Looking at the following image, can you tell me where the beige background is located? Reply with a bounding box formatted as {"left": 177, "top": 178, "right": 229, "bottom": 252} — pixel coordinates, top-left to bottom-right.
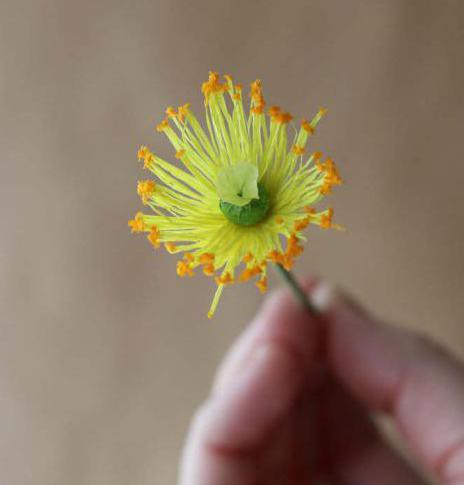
{"left": 1, "top": 0, "right": 463, "bottom": 483}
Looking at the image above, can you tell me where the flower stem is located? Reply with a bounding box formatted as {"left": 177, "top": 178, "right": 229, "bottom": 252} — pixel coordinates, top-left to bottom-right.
{"left": 273, "top": 264, "right": 318, "bottom": 315}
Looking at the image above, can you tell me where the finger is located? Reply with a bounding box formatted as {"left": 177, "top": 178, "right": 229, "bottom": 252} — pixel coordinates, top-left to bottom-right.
{"left": 316, "top": 378, "right": 423, "bottom": 485}
{"left": 180, "top": 287, "right": 319, "bottom": 485}
{"left": 314, "top": 282, "right": 464, "bottom": 483}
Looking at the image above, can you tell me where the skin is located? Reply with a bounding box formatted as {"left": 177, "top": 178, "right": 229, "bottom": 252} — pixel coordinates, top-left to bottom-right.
{"left": 179, "top": 279, "right": 464, "bottom": 484}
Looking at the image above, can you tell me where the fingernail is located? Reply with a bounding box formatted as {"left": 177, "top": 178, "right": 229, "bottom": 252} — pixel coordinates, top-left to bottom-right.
{"left": 311, "top": 281, "right": 337, "bottom": 312}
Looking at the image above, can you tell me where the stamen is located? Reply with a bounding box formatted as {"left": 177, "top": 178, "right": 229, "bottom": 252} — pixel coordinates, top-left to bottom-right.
{"left": 301, "top": 119, "right": 315, "bottom": 134}
{"left": 255, "top": 277, "right": 268, "bottom": 294}
{"left": 164, "top": 242, "right": 177, "bottom": 253}
{"left": 177, "top": 103, "right": 190, "bottom": 123}
{"left": 320, "top": 208, "right": 334, "bottom": 229}
{"left": 291, "top": 145, "right": 305, "bottom": 155}
{"left": 147, "top": 225, "right": 161, "bottom": 248}
{"left": 215, "top": 272, "right": 234, "bottom": 285}
{"left": 294, "top": 217, "right": 310, "bottom": 231}
{"left": 165, "top": 106, "right": 177, "bottom": 118}
{"left": 177, "top": 260, "right": 194, "bottom": 277}
{"left": 239, "top": 265, "right": 262, "bottom": 282}
{"left": 128, "top": 212, "right": 145, "bottom": 233}
{"left": 155, "top": 118, "right": 170, "bottom": 132}
{"left": 137, "top": 180, "right": 156, "bottom": 204}
{"left": 242, "top": 252, "right": 254, "bottom": 263}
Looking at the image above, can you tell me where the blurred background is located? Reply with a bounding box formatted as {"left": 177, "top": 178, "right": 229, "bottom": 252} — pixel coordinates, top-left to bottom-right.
{"left": 0, "top": 0, "right": 463, "bottom": 483}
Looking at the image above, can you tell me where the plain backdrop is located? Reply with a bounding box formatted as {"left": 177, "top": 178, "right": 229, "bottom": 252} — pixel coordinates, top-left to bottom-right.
{"left": 0, "top": 0, "right": 463, "bottom": 483}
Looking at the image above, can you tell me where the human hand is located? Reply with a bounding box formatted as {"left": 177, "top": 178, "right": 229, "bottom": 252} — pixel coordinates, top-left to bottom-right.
{"left": 180, "top": 280, "right": 464, "bottom": 484}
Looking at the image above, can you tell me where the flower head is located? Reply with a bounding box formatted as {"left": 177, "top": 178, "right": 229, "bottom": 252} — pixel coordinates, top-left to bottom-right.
{"left": 129, "top": 72, "right": 343, "bottom": 317}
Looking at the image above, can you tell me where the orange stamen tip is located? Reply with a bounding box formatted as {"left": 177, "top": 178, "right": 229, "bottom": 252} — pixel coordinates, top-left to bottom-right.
{"left": 184, "top": 253, "right": 195, "bottom": 263}
{"left": 202, "top": 71, "right": 226, "bottom": 100}
{"left": 272, "top": 111, "right": 293, "bottom": 124}
{"left": 177, "top": 103, "right": 190, "bottom": 122}
{"left": 165, "top": 106, "right": 177, "bottom": 118}
{"left": 147, "top": 225, "right": 160, "bottom": 248}
{"left": 203, "top": 264, "right": 215, "bottom": 276}
{"left": 175, "top": 149, "right": 186, "bottom": 159}
{"left": 156, "top": 118, "right": 170, "bottom": 132}
{"left": 320, "top": 208, "right": 334, "bottom": 229}
{"left": 250, "top": 79, "right": 265, "bottom": 113}
{"left": 199, "top": 252, "right": 215, "bottom": 265}
{"left": 176, "top": 260, "right": 194, "bottom": 277}
{"left": 239, "top": 265, "right": 262, "bottom": 282}
{"left": 291, "top": 144, "right": 305, "bottom": 156}
{"left": 215, "top": 272, "right": 234, "bottom": 286}
{"left": 301, "top": 119, "right": 315, "bottom": 134}
{"left": 128, "top": 212, "right": 145, "bottom": 233}
{"left": 268, "top": 106, "right": 281, "bottom": 117}
{"left": 137, "top": 180, "right": 156, "bottom": 204}
{"left": 137, "top": 145, "right": 149, "bottom": 160}
{"left": 294, "top": 216, "right": 311, "bottom": 231}
{"left": 267, "top": 250, "right": 284, "bottom": 264}
{"left": 164, "top": 242, "right": 177, "bottom": 253}
{"left": 275, "top": 216, "right": 284, "bottom": 224}
{"left": 242, "top": 252, "right": 254, "bottom": 264}
{"left": 255, "top": 277, "right": 268, "bottom": 294}
{"left": 304, "top": 206, "right": 316, "bottom": 215}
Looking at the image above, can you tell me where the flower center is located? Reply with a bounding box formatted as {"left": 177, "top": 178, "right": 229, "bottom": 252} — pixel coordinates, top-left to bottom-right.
{"left": 220, "top": 182, "right": 270, "bottom": 226}
{"left": 216, "top": 162, "right": 270, "bottom": 226}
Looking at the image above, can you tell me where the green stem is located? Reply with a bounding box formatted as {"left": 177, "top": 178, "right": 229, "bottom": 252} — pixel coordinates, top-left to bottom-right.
{"left": 273, "top": 264, "right": 318, "bottom": 315}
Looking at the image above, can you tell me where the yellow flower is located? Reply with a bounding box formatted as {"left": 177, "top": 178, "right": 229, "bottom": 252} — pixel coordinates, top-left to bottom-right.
{"left": 128, "top": 72, "right": 343, "bottom": 318}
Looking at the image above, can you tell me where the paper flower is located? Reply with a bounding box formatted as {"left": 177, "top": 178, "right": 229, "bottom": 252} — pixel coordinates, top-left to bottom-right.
{"left": 129, "top": 72, "right": 342, "bottom": 317}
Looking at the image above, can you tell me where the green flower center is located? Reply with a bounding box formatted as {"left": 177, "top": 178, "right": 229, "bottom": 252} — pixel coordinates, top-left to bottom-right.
{"left": 219, "top": 183, "right": 270, "bottom": 226}
{"left": 217, "top": 162, "right": 270, "bottom": 226}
